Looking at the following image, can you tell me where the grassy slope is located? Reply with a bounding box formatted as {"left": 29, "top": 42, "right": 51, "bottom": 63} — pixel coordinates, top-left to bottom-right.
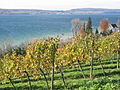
{"left": 0, "top": 59, "right": 120, "bottom": 90}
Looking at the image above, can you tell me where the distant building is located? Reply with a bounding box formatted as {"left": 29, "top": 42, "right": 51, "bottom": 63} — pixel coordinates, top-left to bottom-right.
{"left": 108, "top": 24, "right": 119, "bottom": 32}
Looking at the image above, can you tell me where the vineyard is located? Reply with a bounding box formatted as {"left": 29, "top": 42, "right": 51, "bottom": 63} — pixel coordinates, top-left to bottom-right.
{"left": 0, "top": 32, "right": 120, "bottom": 90}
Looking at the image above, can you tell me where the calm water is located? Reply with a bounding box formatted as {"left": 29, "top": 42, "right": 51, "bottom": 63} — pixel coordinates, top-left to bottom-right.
{"left": 0, "top": 14, "right": 120, "bottom": 45}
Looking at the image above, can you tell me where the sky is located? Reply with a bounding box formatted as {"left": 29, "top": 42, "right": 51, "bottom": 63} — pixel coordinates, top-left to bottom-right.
{"left": 0, "top": 0, "right": 120, "bottom": 10}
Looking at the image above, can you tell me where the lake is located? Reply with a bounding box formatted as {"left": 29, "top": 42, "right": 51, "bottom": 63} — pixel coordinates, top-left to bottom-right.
{"left": 0, "top": 14, "right": 120, "bottom": 45}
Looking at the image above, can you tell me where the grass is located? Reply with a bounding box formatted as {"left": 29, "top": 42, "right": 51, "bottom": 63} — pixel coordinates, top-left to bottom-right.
{"left": 0, "top": 59, "right": 120, "bottom": 90}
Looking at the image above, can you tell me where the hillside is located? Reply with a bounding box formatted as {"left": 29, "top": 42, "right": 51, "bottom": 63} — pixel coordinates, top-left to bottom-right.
{"left": 0, "top": 59, "right": 120, "bottom": 90}
{"left": 0, "top": 32, "right": 120, "bottom": 90}
{"left": 0, "top": 8, "right": 120, "bottom": 15}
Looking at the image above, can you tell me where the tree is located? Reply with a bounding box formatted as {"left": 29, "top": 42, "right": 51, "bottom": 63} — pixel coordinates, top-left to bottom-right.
{"left": 95, "top": 29, "right": 99, "bottom": 34}
{"left": 109, "top": 29, "right": 113, "bottom": 35}
{"left": 0, "top": 38, "right": 13, "bottom": 56}
{"left": 79, "top": 29, "right": 86, "bottom": 37}
{"left": 71, "top": 18, "right": 81, "bottom": 37}
{"left": 83, "top": 22, "right": 86, "bottom": 31}
{"left": 117, "top": 19, "right": 120, "bottom": 30}
{"left": 99, "top": 19, "right": 109, "bottom": 32}
{"left": 79, "top": 22, "right": 87, "bottom": 37}
{"left": 86, "top": 17, "right": 92, "bottom": 34}
{"left": 71, "top": 18, "right": 87, "bottom": 36}
{"left": 71, "top": 19, "right": 86, "bottom": 37}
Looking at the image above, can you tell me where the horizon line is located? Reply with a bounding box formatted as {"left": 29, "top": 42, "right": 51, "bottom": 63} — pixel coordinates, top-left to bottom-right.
{"left": 1, "top": 8, "right": 120, "bottom": 11}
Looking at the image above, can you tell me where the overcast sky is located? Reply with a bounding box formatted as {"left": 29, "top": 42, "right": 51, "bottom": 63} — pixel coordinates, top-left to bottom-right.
{"left": 0, "top": 0, "right": 120, "bottom": 10}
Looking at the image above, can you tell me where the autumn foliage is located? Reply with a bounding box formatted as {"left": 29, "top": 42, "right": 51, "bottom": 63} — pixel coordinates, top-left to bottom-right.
{"left": 79, "top": 29, "right": 86, "bottom": 37}
{"left": 99, "top": 19, "right": 109, "bottom": 32}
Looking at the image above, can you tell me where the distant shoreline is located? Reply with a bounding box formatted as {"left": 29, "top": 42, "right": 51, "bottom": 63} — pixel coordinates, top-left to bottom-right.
{"left": 1, "top": 8, "right": 120, "bottom": 15}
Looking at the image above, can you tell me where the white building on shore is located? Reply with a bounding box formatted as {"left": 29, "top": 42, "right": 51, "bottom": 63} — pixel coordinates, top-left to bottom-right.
{"left": 108, "top": 24, "right": 120, "bottom": 32}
